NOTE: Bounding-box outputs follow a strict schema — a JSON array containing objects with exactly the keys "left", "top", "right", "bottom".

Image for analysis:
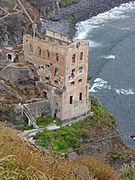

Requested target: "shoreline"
[{"left": 42, "top": 0, "right": 134, "bottom": 38}]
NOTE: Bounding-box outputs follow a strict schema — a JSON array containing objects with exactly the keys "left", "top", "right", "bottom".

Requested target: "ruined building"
[{"left": 23, "top": 29, "right": 91, "bottom": 122}]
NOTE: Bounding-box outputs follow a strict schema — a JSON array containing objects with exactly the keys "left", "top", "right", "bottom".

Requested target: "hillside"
[{"left": 0, "top": 122, "right": 118, "bottom": 179}]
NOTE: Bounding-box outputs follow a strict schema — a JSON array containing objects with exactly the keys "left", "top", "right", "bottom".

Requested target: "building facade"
[{"left": 23, "top": 29, "right": 91, "bottom": 122}]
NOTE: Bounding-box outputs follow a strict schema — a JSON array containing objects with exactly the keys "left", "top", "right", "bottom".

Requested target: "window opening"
[
  {"left": 56, "top": 53, "right": 59, "bottom": 61},
  {"left": 54, "top": 68, "right": 58, "bottom": 76},
  {"left": 79, "top": 66, "right": 83, "bottom": 73},
  {"left": 72, "top": 54, "right": 76, "bottom": 63},
  {"left": 80, "top": 52, "right": 83, "bottom": 60},
  {"left": 47, "top": 50, "right": 50, "bottom": 59},
  {"left": 7, "top": 54, "right": 12, "bottom": 60},
  {"left": 38, "top": 47, "right": 41, "bottom": 56},
  {"left": 79, "top": 93, "right": 82, "bottom": 101},
  {"left": 78, "top": 79, "right": 82, "bottom": 83},
  {"left": 30, "top": 44, "right": 33, "bottom": 53},
  {"left": 71, "top": 81, "right": 75, "bottom": 85},
  {"left": 70, "top": 96, "right": 73, "bottom": 104}
]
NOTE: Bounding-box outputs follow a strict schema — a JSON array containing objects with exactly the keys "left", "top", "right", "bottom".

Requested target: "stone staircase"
[{"left": 23, "top": 105, "right": 39, "bottom": 129}]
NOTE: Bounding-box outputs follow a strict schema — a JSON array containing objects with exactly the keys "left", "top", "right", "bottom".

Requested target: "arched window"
[
  {"left": 38, "top": 47, "right": 41, "bottom": 56},
  {"left": 47, "top": 50, "right": 50, "bottom": 59},
  {"left": 80, "top": 52, "right": 83, "bottom": 60},
  {"left": 30, "top": 44, "right": 33, "bottom": 53},
  {"left": 72, "top": 54, "right": 76, "bottom": 63}
]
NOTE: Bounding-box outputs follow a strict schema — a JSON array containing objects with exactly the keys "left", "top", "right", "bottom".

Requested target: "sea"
[{"left": 76, "top": 2, "right": 135, "bottom": 146}]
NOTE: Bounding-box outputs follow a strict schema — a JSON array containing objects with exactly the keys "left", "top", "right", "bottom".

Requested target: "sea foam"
[{"left": 75, "top": 2, "right": 135, "bottom": 39}]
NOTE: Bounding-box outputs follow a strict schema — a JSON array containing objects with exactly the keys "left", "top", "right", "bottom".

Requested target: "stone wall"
[
  {"left": 0, "top": 65, "right": 32, "bottom": 83},
  {"left": 24, "top": 99, "right": 51, "bottom": 118},
  {"left": 0, "top": 99, "right": 51, "bottom": 124}
]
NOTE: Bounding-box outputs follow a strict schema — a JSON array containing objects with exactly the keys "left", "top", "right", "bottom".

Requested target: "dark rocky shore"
[{"left": 43, "top": 0, "right": 135, "bottom": 37}]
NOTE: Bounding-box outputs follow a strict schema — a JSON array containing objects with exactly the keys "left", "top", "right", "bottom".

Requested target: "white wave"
[
  {"left": 75, "top": 2, "right": 135, "bottom": 39},
  {"left": 104, "top": 55, "right": 116, "bottom": 59},
  {"left": 115, "top": 88, "right": 134, "bottom": 95},
  {"left": 89, "top": 78, "right": 111, "bottom": 92},
  {"left": 89, "top": 40, "right": 102, "bottom": 48}
]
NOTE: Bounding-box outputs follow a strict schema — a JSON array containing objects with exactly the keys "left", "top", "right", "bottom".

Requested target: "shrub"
[{"left": 59, "top": 0, "right": 79, "bottom": 8}]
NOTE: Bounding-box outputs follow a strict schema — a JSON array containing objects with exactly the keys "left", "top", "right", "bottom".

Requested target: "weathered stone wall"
[
  {"left": 0, "top": 80, "right": 22, "bottom": 99},
  {"left": 36, "top": 81, "right": 62, "bottom": 119},
  {"left": 0, "top": 99, "right": 51, "bottom": 124},
  {"left": 0, "top": 65, "right": 32, "bottom": 83},
  {"left": 24, "top": 99, "right": 51, "bottom": 118}
]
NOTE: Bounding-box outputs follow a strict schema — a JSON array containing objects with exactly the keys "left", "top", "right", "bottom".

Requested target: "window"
[
  {"left": 38, "top": 47, "right": 41, "bottom": 56},
  {"left": 78, "top": 79, "right": 82, "bottom": 83},
  {"left": 54, "top": 80, "right": 58, "bottom": 84},
  {"left": 56, "top": 53, "right": 59, "bottom": 62},
  {"left": 70, "top": 96, "right": 73, "bottom": 104},
  {"left": 72, "top": 54, "right": 76, "bottom": 63},
  {"left": 30, "top": 44, "right": 33, "bottom": 53},
  {"left": 80, "top": 52, "right": 83, "bottom": 61},
  {"left": 71, "top": 81, "right": 75, "bottom": 85},
  {"left": 7, "top": 54, "right": 12, "bottom": 60},
  {"left": 71, "top": 69, "right": 75, "bottom": 78},
  {"left": 79, "top": 93, "right": 82, "bottom": 101},
  {"left": 79, "top": 66, "right": 83, "bottom": 73},
  {"left": 54, "top": 68, "right": 58, "bottom": 76},
  {"left": 47, "top": 50, "right": 50, "bottom": 59}
]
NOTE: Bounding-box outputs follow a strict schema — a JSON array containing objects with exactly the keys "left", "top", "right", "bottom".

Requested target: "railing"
[{"left": 23, "top": 105, "right": 39, "bottom": 129}]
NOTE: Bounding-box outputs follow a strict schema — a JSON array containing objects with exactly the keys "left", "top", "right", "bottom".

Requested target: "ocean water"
[{"left": 76, "top": 2, "right": 135, "bottom": 146}]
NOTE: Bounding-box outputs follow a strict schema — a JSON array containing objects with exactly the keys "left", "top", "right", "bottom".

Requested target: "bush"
[
  {"left": 121, "top": 161, "right": 135, "bottom": 179},
  {"left": 36, "top": 124, "right": 81, "bottom": 153},
  {"left": 59, "top": 0, "right": 79, "bottom": 8},
  {"left": 36, "top": 116, "right": 55, "bottom": 127}
]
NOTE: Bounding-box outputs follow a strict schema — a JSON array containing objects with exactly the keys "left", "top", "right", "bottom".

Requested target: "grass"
[
  {"left": 0, "top": 122, "right": 118, "bottom": 179},
  {"left": 59, "top": 0, "right": 79, "bottom": 8}
]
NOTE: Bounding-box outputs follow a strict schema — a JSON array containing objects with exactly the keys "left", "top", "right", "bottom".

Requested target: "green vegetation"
[
  {"left": 109, "top": 151, "right": 125, "bottom": 163},
  {"left": 36, "top": 115, "right": 55, "bottom": 127},
  {"left": 59, "top": 0, "right": 79, "bottom": 8},
  {"left": 18, "top": 120, "right": 33, "bottom": 131},
  {"left": 87, "top": 74, "right": 93, "bottom": 80},
  {"left": 36, "top": 97, "right": 116, "bottom": 153},
  {"left": 121, "top": 161, "right": 135, "bottom": 179},
  {"left": 0, "top": 122, "right": 118, "bottom": 179},
  {"left": 36, "top": 124, "right": 81, "bottom": 153}
]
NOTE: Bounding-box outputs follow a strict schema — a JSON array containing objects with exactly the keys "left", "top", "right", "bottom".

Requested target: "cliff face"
[
  {"left": 28, "top": 0, "right": 60, "bottom": 20},
  {"left": 0, "top": 0, "right": 39, "bottom": 48}
]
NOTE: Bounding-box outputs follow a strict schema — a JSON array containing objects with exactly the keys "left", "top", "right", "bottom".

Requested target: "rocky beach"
[{"left": 42, "top": 0, "right": 135, "bottom": 37}]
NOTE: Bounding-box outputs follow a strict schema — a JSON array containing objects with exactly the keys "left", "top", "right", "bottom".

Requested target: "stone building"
[{"left": 23, "top": 29, "right": 91, "bottom": 122}]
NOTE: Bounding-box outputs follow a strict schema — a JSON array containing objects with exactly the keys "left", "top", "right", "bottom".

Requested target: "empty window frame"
[
  {"left": 30, "top": 44, "right": 33, "bottom": 53},
  {"left": 56, "top": 53, "right": 59, "bottom": 62},
  {"left": 80, "top": 52, "right": 83, "bottom": 61},
  {"left": 38, "top": 47, "right": 41, "bottom": 56},
  {"left": 54, "top": 68, "right": 58, "bottom": 76},
  {"left": 72, "top": 54, "right": 76, "bottom": 63},
  {"left": 79, "top": 66, "right": 83, "bottom": 73},
  {"left": 70, "top": 96, "right": 73, "bottom": 104},
  {"left": 71, "top": 81, "right": 75, "bottom": 85},
  {"left": 78, "top": 79, "right": 82, "bottom": 83},
  {"left": 79, "top": 93, "right": 82, "bottom": 101},
  {"left": 7, "top": 54, "right": 12, "bottom": 60},
  {"left": 46, "top": 50, "right": 50, "bottom": 59}
]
